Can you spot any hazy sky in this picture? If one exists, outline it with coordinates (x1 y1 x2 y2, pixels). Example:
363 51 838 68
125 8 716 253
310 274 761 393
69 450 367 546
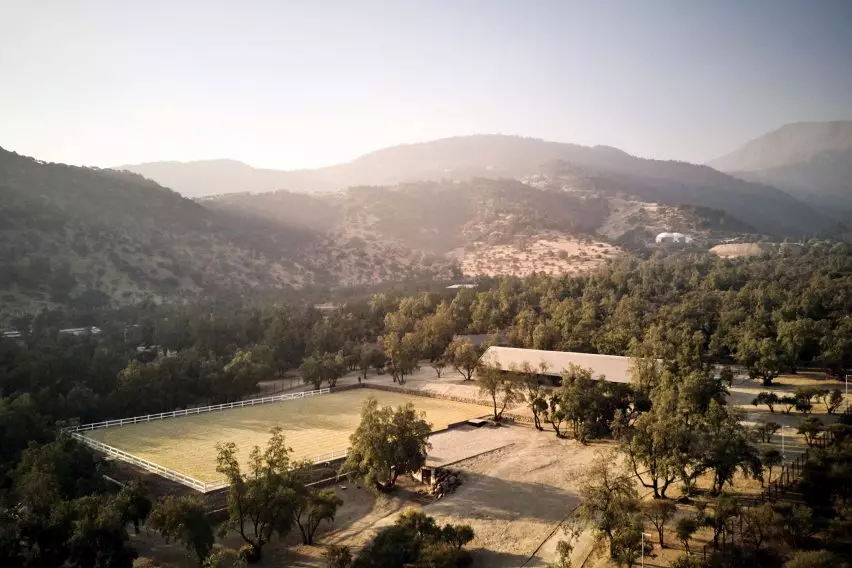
2 0 851 169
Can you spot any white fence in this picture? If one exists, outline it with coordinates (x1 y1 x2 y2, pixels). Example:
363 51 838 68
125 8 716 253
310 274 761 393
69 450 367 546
71 432 221 492
69 387 344 493
72 432 350 493
70 388 332 432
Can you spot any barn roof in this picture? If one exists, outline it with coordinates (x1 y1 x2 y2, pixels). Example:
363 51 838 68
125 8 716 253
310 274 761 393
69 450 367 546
479 346 633 383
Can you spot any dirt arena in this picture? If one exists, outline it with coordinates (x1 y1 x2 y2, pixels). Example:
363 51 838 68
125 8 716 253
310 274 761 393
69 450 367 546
86 387 489 483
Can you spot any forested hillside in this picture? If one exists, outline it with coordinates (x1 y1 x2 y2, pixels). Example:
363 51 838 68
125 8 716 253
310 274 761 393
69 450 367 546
0 149 452 318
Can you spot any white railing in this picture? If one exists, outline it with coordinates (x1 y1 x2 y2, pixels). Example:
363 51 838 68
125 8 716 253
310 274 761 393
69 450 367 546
70 388 332 432
73 431 351 493
71 432 214 492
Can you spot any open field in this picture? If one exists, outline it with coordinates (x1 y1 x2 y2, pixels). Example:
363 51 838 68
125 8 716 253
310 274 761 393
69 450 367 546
87 388 489 483
455 235 622 278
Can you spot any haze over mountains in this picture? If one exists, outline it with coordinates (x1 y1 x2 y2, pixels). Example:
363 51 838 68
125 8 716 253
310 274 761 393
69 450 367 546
125 133 833 237
2 122 849 318
708 120 852 219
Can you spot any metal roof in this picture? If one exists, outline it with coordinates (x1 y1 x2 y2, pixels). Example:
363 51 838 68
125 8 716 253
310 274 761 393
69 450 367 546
480 346 632 383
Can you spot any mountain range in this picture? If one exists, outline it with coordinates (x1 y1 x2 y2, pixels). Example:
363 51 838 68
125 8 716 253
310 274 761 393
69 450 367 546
126 133 835 237
708 120 852 219
2 122 849 318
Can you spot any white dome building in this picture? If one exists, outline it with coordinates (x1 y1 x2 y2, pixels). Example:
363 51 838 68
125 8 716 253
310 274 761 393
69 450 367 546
655 232 693 244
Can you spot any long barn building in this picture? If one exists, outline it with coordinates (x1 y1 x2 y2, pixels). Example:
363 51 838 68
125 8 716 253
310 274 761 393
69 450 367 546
479 346 633 385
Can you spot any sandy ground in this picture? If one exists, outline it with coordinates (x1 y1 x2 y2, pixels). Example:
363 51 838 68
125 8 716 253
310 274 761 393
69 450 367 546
89 387 489 483
710 242 772 258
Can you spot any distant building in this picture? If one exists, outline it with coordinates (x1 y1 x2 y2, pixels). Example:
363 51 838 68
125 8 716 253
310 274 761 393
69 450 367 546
479 346 634 385
655 232 693 244
59 326 103 337
1 330 21 340
446 284 477 289
313 302 340 312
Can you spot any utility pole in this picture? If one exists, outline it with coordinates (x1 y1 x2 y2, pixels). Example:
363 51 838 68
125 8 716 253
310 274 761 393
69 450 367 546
641 532 651 567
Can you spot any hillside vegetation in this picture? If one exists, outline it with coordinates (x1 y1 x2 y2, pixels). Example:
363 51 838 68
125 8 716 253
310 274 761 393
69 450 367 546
0 149 448 318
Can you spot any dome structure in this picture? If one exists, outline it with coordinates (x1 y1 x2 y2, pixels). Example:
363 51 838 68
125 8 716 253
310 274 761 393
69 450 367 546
655 232 693 244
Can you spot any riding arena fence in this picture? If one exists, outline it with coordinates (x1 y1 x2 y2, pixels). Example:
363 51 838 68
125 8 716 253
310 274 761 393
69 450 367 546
70 388 332 432
67 387 343 493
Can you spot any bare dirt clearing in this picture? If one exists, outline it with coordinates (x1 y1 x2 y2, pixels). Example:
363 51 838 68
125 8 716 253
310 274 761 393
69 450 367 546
423 432 605 567
455 235 622 278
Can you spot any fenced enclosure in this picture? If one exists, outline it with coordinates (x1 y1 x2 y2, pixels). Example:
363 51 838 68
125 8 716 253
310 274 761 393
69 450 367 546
73 386 488 493
701 428 836 559
71 387 333 432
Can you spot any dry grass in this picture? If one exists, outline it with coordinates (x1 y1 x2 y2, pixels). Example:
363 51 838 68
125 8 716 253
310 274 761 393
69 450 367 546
457 235 622 278
710 242 773 258
87 388 488 483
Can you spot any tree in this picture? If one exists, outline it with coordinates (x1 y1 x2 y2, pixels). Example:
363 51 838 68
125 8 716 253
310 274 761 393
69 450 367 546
65 494 139 568
440 523 474 551
325 545 353 568
357 345 377 383
643 499 676 548
300 356 323 390
550 364 628 444
779 395 797 414
430 356 447 378
294 488 343 545
671 555 704 568
382 332 420 385
518 361 548 430
702 402 761 495
149 495 215 564
444 339 480 381
737 336 783 386
215 427 304 561
320 351 347 388
777 318 818 373
760 448 782 486
577 451 640 555
675 517 698 555
352 511 473 568
706 494 740 548
625 408 680 499
823 388 843 414
353 524 418 567
203 547 247 568
751 392 779 413
797 416 824 447
610 514 651 568
754 421 781 443
113 480 151 534
218 349 266 403
784 550 843 568
476 360 521 421
548 539 575 568
342 397 432 491
740 502 783 552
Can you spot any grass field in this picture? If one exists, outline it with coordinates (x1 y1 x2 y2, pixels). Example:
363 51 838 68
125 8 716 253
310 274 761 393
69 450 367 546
86 388 488 482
